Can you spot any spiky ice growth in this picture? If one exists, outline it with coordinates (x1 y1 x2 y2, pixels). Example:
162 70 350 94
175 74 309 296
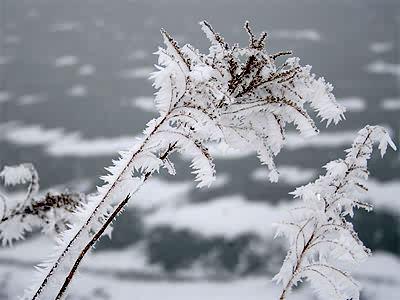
0 164 85 245
154 20 344 181
273 125 396 300
25 21 344 300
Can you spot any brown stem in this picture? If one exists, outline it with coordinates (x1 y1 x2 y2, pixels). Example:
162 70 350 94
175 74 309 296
31 113 173 300
55 194 131 299
279 129 374 300
279 232 315 300
1 193 82 224
54 143 176 300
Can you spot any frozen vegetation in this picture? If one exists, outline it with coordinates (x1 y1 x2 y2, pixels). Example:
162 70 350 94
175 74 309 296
0 15 398 300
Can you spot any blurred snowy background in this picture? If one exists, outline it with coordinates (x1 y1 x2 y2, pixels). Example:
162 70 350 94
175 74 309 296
0 0 399 299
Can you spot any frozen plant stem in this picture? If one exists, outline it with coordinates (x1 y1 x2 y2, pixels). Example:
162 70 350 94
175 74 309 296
279 235 311 300
32 118 176 300
26 20 345 300
274 126 396 300
52 136 176 300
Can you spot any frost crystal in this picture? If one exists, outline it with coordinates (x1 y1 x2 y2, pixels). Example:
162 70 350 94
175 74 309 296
24 21 344 300
0 164 84 245
273 125 396 300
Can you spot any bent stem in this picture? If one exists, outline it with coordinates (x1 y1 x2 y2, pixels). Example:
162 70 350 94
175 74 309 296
279 232 315 300
30 113 175 300
277 127 385 300
27 21 346 300
53 144 175 300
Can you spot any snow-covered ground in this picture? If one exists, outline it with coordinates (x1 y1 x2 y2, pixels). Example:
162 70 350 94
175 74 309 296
1 173 400 299
0 236 398 300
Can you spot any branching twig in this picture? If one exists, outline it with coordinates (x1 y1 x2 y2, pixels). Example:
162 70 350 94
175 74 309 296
274 125 396 300
20 21 345 300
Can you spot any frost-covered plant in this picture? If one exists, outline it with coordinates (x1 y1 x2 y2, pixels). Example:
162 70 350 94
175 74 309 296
23 21 344 300
273 125 396 300
0 163 85 245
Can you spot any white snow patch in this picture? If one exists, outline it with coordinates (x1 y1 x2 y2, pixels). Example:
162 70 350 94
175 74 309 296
209 130 367 160
0 122 138 157
146 195 294 238
0 263 312 300
26 8 40 19
0 122 65 146
209 173 230 189
4 35 21 45
369 42 393 54
113 30 126 41
252 166 316 185
131 175 228 215
78 64 96 76
208 142 254 159
337 97 366 112
0 246 398 300
54 55 79 67
0 91 12 103
131 96 156 112
0 236 49 263
130 178 193 211
119 67 154 79
352 252 400 282
366 60 400 77
271 29 321 41
86 243 162 273
365 179 400 215
381 98 400 110
284 131 359 150
94 18 105 28
0 56 13 65
128 50 148 61
50 21 82 32
66 84 88 97
46 134 136 157
17 94 46 105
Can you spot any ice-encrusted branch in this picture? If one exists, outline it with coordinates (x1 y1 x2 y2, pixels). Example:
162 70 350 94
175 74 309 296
0 164 85 245
273 125 396 300
25 21 344 300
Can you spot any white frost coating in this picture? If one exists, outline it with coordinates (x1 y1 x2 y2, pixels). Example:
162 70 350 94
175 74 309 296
274 125 396 300
26 21 345 300
0 164 84 246
0 165 33 186
23 141 150 300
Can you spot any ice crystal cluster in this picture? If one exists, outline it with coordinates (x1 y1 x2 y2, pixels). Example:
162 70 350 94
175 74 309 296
273 125 396 300
0 163 84 245
21 21 346 300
